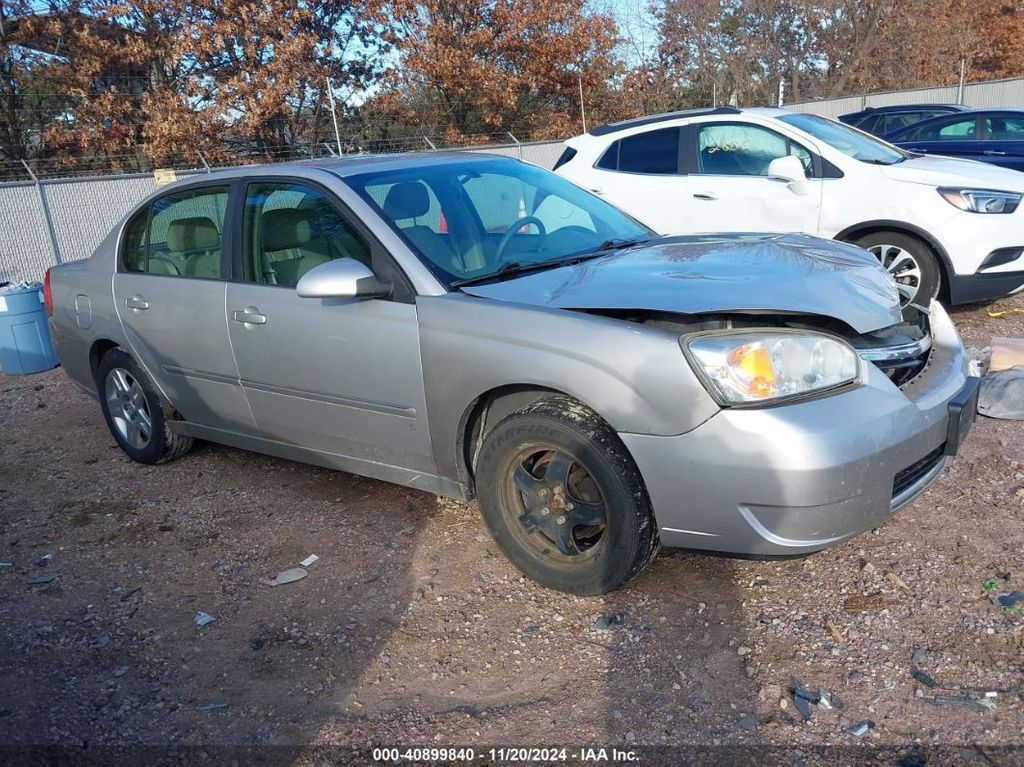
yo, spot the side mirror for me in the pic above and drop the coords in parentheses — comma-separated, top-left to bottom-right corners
(295, 258, 391, 299)
(767, 155, 809, 196)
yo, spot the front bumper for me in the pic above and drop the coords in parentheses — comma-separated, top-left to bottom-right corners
(621, 302, 971, 556)
(948, 268, 1024, 304)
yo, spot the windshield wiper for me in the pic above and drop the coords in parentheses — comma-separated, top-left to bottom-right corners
(451, 259, 571, 288)
(589, 236, 650, 253)
(451, 237, 651, 289)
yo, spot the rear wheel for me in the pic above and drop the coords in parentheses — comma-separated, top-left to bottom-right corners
(853, 231, 941, 306)
(475, 396, 659, 595)
(97, 349, 192, 464)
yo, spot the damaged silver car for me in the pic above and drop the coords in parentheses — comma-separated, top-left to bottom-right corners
(45, 153, 979, 594)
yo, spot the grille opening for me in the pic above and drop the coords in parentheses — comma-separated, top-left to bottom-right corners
(893, 445, 945, 499)
(870, 348, 932, 388)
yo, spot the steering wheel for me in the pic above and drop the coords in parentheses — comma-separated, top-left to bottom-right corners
(495, 216, 548, 264)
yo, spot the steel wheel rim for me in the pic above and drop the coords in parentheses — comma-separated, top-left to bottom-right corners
(502, 444, 608, 564)
(105, 367, 152, 450)
(868, 243, 922, 305)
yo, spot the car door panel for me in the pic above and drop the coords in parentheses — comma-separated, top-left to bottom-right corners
(685, 121, 822, 235)
(113, 185, 255, 434)
(226, 179, 436, 474)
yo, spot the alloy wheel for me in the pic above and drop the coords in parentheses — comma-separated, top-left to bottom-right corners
(105, 367, 153, 450)
(867, 243, 922, 305)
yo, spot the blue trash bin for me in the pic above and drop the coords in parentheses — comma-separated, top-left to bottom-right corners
(0, 283, 60, 375)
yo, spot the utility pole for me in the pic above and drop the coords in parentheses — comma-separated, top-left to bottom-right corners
(957, 58, 966, 104)
(326, 76, 343, 156)
(778, 78, 785, 108)
(577, 69, 587, 133)
(712, 82, 717, 108)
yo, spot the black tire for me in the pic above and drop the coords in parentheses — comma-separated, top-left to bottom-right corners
(475, 396, 659, 595)
(97, 348, 193, 464)
(852, 231, 941, 306)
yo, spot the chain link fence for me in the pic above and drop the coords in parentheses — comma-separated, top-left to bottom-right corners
(786, 75, 1024, 119)
(0, 139, 567, 284)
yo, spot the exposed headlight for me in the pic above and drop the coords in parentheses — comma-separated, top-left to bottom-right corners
(938, 187, 1021, 214)
(684, 332, 860, 405)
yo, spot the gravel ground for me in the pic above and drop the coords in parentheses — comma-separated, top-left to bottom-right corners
(0, 295, 1022, 759)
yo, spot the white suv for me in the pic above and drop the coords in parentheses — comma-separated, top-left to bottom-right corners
(555, 107, 1024, 306)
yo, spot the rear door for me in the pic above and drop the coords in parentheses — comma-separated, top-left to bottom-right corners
(576, 126, 691, 234)
(977, 114, 1024, 171)
(898, 115, 979, 160)
(682, 120, 822, 235)
(113, 183, 254, 433)
(224, 178, 435, 473)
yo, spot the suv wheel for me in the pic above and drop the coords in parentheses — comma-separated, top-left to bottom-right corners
(474, 396, 659, 595)
(97, 348, 193, 464)
(853, 231, 941, 306)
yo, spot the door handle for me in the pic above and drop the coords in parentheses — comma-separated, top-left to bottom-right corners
(125, 295, 149, 311)
(693, 192, 718, 201)
(589, 187, 605, 195)
(232, 307, 267, 326)
(983, 150, 1006, 156)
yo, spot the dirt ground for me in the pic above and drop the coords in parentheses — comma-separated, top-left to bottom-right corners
(1, 294, 1022, 762)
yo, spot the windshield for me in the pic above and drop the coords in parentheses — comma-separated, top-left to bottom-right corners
(778, 113, 908, 165)
(346, 157, 652, 286)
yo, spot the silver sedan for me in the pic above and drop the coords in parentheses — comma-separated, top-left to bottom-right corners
(45, 153, 979, 594)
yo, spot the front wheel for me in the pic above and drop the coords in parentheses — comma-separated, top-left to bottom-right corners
(474, 396, 659, 595)
(97, 348, 193, 464)
(853, 231, 941, 306)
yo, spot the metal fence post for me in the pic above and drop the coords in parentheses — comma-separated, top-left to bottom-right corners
(21, 159, 63, 267)
(423, 136, 437, 151)
(508, 132, 522, 160)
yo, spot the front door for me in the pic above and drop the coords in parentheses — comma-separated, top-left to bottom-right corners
(684, 121, 822, 235)
(225, 180, 435, 474)
(113, 183, 255, 434)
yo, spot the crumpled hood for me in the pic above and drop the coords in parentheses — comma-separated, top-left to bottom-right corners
(881, 153, 1024, 190)
(460, 233, 903, 334)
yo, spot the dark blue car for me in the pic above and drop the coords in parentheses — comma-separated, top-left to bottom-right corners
(839, 103, 971, 137)
(884, 109, 1024, 172)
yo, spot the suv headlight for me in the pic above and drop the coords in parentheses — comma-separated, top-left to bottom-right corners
(684, 332, 860, 405)
(938, 187, 1021, 214)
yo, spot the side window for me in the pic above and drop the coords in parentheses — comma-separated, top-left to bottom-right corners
(914, 117, 975, 141)
(123, 186, 228, 277)
(121, 206, 149, 273)
(242, 182, 372, 289)
(881, 112, 923, 134)
(697, 123, 812, 177)
(982, 116, 1024, 140)
(594, 128, 678, 174)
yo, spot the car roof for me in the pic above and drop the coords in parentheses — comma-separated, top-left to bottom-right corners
(159, 150, 511, 188)
(588, 107, 741, 137)
(887, 108, 1024, 137)
(839, 103, 970, 119)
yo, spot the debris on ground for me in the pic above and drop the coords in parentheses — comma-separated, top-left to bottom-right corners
(845, 720, 874, 738)
(983, 577, 1024, 615)
(27, 574, 56, 585)
(990, 337, 1024, 371)
(300, 554, 320, 568)
(262, 567, 308, 587)
(33, 554, 51, 567)
(925, 695, 997, 713)
(593, 613, 624, 630)
(978, 366, 1024, 420)
(194, 611, 216, 628)
(0, 562, 13, 568)
(824, 618, 844, 644)
(987, 308, 1024, 318)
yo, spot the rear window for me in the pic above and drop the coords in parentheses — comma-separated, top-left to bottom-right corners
(595, 127, 679, 174)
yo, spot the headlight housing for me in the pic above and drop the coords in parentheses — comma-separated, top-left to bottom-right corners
(684, 332, 860, 405)
(938, 187, 1021, 214)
